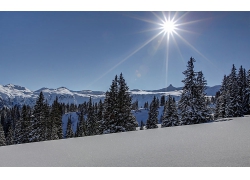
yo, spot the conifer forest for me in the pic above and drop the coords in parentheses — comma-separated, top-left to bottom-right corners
(0, 57, 250, 147)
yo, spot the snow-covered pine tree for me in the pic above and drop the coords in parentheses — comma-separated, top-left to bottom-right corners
(0, 123, 6, 146)
(66, 116, 74, 138)
(103, 75, 119, 133)
(132, 100, 139, 110)
(51, 123, 59, 140)
(14, 109, 22, 144)
(51, 97, 63, 139)
(160, 95, 165, 106)
(226, 64, 243, 117)
(178, 57, 198, 125)
(96, 100, 104, 134)
(214, 75, 229, 119)
(161, 95, 179, 127)
(44, 100, 50, 141)
(246, 69, 250, 114)
(6, 125, 14, 146)
(194, 71, 210, 123)
(21, 105, 31, 144)
(103, 73, 137, 133)
(86, 97, 98, 136)
(144, 101, 149, 110)
(146, 96, 159, 129)
(31, 91, 47, 142)
(75, 112, 84, 137)
(239, 67, 249, 115)
(117, 73, 138, 132)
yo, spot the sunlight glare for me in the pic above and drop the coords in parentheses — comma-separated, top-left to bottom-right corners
(162, 20, 176, 34)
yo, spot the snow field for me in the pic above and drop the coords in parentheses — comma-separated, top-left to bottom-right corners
(0, 115, 249, 166)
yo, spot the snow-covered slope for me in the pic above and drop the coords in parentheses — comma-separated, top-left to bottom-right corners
(0, 83, 220, 108)
(0, 115, 249, 166)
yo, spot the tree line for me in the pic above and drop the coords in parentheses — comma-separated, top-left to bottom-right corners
(143, 57, 250, 130)
(0, 73, 138, 146)
(1, 57, 250, 146)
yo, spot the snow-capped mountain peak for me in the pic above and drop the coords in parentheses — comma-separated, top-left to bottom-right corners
(0, 83, 220, 108)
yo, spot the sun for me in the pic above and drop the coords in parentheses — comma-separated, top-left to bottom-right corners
(161, 20, 176, 34)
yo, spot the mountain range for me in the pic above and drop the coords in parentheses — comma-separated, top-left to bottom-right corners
(0, 83, 220, 108)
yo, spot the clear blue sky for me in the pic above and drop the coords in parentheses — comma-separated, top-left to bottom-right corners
(0, 11, 250, 91)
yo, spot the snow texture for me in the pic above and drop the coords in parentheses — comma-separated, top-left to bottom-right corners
(0, 115, 250, 166)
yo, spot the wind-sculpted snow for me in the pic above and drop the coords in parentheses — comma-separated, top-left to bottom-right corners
(0, 83, 220, 108)
(0, 116, 250, 166)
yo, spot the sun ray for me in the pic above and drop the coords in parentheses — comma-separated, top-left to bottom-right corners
(175, 17, 213, 27)
(171, 33, 186, 65)
(173, 11, 190, 24)
(172, 11, 179, 23)
(174, 32, 222, 72)
(87, 30, 165, 88)
(152, 32, 166, 55)
(174, 27, 200, 35)
(132, 27, 164, 35)
(124, 13, 161, 26)
(88, 11, 218, 89)
(151, 11, 165, 24)
(162, 11, 167, 22)
(165, 32, 170, 89)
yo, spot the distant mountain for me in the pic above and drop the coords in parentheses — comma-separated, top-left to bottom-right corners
(146, 84, 220, 95)
(146, 84, 183, 92)
(0, 83, 220, 108)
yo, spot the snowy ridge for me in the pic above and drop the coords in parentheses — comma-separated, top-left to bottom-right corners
(0, 83, 220, 108)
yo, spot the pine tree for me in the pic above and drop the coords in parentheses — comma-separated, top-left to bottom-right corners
(103, 75, 119, 133)
(146, 96, 159, 129)
(0, 123, 6, 146)
(66, 116, 74, 138)
(144, 101, 149, 110)
(51, 123, 59, 140)
(160, 95, 165, 106)
(161, 95, 179, 127)
(194, 71, 210, 123)
(214, 75, 228, 119)
(246, 69, 250, 114)
(103, 73, 137, 133)
(178, 57, 198, 125)
(226, 64, 243, 117)
(21, 105, 31, 144)
(14, 109, 22, 144)
(31, 91, 47, 142)
(96, 100, 104, 135)
(76, 111, 86, 137)
(117, 73, 138, 132)
(44, 100, 50, 141)
(51, 97, 63, 139)
(6, 125, 14, 146)
(132, 100, 139, 110)
(240, 68, 249, 115)
(86, 97, 98, 136)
